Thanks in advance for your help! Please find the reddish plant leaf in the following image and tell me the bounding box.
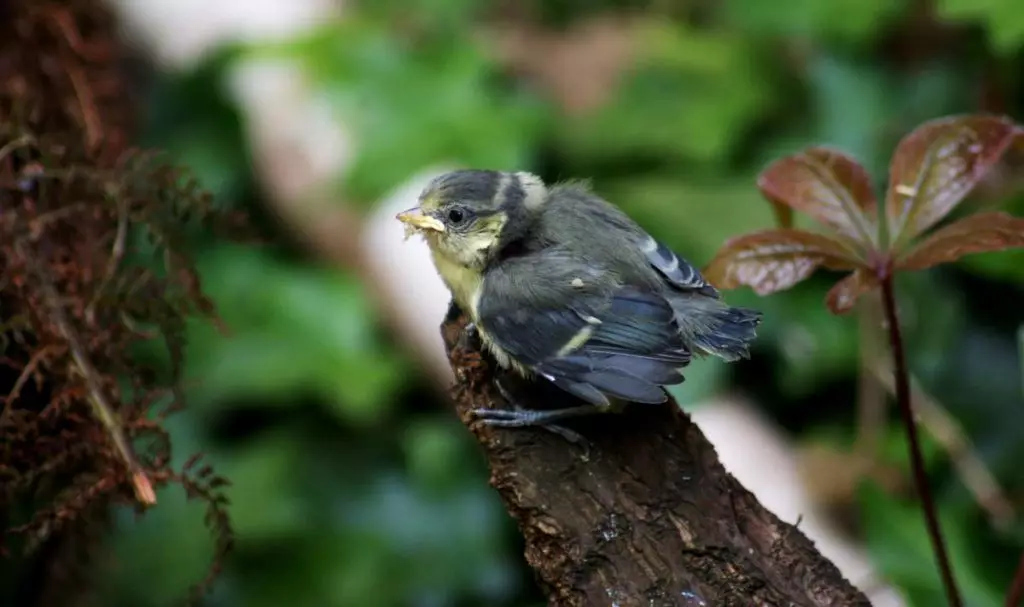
[885,114,1019,248]
[825,269,878,315]
[704,228,861,296]
[897,211,1024,271]
[758,147,877,246]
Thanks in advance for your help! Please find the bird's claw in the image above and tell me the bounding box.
[476,376,592,447]
[471,399,590,446]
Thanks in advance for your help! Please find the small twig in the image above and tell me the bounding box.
[16,240,157,506]
[0,134,35,163]
[63,61,102,150]
[47,6,112,62]
[3,344,57,411]
[120,311,160,339]
[879,271,961,606]
[25,202,91,238]
[1007,549,1024,607]
[85,195,128,325]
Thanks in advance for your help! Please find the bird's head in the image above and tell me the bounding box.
[396,170,547,270]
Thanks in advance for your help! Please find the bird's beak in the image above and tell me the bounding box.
[396,207,446,233]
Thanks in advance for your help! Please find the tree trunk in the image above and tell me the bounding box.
[441,311,871,607]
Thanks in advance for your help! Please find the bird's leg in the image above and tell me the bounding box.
[445,299,482,353]
[457,321,479,353]
[473,404,599,427]
[446,300,482,355]
[472,377,589,445]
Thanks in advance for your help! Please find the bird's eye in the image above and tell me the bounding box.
[446,207,466,224]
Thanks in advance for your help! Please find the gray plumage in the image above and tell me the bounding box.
[399,170,762,432]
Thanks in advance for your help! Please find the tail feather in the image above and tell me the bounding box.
[671,297,762,362]
[696,306,762,361]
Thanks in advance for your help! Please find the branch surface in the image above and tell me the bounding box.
[442,312,871,607]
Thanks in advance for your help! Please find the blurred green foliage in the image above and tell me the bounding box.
[252,16,547,204]
[75,0,1024,605]
[937,0,1024,53]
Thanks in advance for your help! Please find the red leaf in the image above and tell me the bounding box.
[704,228,861,296]
[897,211,1024,271]
[758,147,877,246]
[825,269,878,315]
[885,114,1019,247]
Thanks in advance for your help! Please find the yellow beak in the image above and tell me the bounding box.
[396,207,446,232]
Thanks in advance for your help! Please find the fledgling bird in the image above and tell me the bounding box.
[397,169,761,433]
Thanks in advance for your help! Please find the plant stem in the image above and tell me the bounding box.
[18,241,157,507]
[879,272,961,607]
[1007,549,1024,607]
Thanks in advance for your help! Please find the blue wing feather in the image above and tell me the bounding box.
[642,236,720,298]
[478,257,692,407]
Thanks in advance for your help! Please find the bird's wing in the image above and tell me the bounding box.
[477,254,692,407]
[541,184,718,296]
[639,234,720,298]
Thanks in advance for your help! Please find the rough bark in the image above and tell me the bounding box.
[442,311,872,607]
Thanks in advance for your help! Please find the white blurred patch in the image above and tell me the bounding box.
[108,0,341,69]
[362,167,462,384]
[226,58,356,204]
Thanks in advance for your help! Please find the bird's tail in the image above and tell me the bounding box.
[671,297,763,362]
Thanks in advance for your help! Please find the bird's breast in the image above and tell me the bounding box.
[430,251,531,377]
[430,249,484,319]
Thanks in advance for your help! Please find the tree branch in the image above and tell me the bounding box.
[442,311,871,607]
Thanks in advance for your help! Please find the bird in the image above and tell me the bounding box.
[396,169,761,435]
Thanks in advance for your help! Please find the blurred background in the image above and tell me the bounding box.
[28,0,1024,605]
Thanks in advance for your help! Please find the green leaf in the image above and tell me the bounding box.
[252,20,549,203]
[403,417,474,493]
[140,46,253,206]
[353,0,486,32]
[858,482,1003,607]
[805,55,891,175]
[721,0,910,45]
[556,23,778,165]
[667,357,728,408]
[755,285,860,395]
[219,432,314,542]
[937,0,1024,53]
[99,484,217,604]
[333,471,519,604]
[598,176,778,259]
[876,418,944,473]
[763,55,971,190]
[182,242,408,424]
